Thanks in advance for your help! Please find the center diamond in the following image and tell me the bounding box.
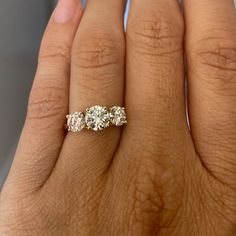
[85,106,110,131]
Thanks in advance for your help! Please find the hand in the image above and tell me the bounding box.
[1,0,236,235]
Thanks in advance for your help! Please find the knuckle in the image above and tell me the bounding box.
[39,41,71,64]
[125,161,180,234]
[127,10,184,58]
[189,33,236,84]
[27,85,67,124]
[72,30,123,70]
[192,40,236,70]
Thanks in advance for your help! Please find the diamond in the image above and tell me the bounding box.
[67,112,85,132]
[110,106,127,126]
[85,105,110,131]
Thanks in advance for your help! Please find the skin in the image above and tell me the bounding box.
[0,0,236,235]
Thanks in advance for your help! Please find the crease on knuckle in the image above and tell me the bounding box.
[72,31,123,70]
[76,71,120,94]
[39,41,71,64]
[27,86,67,123]
[126,162,181,234]
[190,36,236,84]
[127,10,183,59]
[127,172,162,234]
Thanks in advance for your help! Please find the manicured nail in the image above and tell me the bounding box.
[54,0,78,23]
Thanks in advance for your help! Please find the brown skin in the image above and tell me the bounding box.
[1,0,236,235]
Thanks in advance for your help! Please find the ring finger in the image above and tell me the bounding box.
[56,0,126,177]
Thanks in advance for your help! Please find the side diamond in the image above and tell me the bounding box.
[67,112,85,132]
[110,106,127,126]
[85,106,110,131]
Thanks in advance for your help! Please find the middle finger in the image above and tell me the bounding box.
[121,0,188,168]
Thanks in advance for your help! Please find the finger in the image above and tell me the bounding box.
[184,0,236,185]
[2,0,83,194]
[55,0,126,176]
[119,0,189,170]
[101,2,193,233]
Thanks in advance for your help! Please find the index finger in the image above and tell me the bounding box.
[2,0,83,194]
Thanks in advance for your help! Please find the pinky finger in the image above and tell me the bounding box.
[2,0,83,195]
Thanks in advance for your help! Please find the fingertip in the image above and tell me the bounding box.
[54,0,83,24]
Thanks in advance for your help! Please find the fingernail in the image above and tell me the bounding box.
[54,0,78,23]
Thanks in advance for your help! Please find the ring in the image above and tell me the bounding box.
[66,105,127,132]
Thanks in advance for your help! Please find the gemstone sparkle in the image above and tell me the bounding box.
[67,112,85,132]
[110,106,127,126]
[85,105,110,131]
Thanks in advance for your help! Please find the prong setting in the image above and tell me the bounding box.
[66,106,127,132]
[85,105,110,131]
[66,112,85,132]
[109,106,127,126]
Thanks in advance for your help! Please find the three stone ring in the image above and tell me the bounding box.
[66,105,127,132]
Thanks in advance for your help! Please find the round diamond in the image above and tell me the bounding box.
[67,112,85,132]
[110,106,127,126]
[85,106,110,131]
